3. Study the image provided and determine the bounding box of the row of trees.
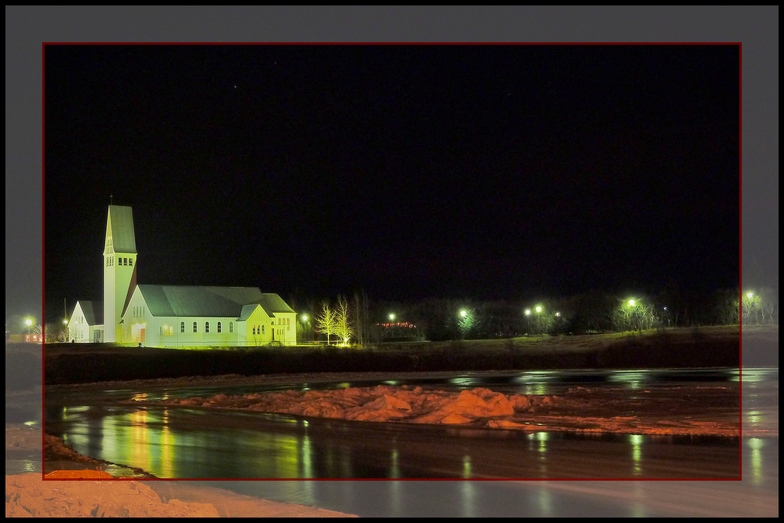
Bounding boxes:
[291,285,777,346]
[16,286,776,346]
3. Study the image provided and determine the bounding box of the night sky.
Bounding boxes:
[43,44,739,321]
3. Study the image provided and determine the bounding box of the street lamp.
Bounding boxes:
[300,314,311,344]
[24,318,33,340]
[535,305,543,335]
[389,313,396,321]
[743,292,760,325]
[625,298,642,332]
[524,309,531,335]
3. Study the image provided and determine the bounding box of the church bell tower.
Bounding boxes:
[103,204,137,342]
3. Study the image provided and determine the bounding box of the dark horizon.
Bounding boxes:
[42,43,740,324]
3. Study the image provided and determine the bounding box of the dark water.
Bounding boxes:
[38,367,769,480]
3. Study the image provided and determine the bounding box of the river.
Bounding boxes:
[40,367,775,480]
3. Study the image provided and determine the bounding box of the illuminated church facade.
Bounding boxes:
[67,205,298,347]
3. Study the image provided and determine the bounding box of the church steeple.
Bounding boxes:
[103,204,137,342]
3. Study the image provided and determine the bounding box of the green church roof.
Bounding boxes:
[136,285,294,318]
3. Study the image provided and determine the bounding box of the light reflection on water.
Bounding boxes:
[39,367,769,481]
[47,403,741,480]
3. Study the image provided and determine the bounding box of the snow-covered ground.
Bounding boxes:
[6,423,357,517]
[127,377,743,437]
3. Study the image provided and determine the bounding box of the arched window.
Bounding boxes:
[262,325,265,334]
[180,322,185,333]
[193,322,198,333]
[205,322,210,333]
[229,322,234,333]
[217,322,222,333]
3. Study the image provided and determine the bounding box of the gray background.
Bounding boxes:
[5,5,778,516]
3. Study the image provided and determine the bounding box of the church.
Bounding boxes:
[67,205,298,347]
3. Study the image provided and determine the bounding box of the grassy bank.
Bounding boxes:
[32,326,759,386]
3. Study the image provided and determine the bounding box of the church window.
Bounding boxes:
[193,322,197,333]
[217,322,222,333]
[129,258,133,266]
[205,322,210,333]
[180,322,185,333]
[229,322,234,333]
[262,325,265,334]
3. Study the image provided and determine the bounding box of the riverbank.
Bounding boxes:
[6,424,357,517]
[39,325,764,386]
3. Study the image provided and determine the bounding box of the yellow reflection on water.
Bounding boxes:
[462,454,472,479]
[130,409,149,472]
[460,476,478,517]
[746,410,762,429]
[629,434,644,476]
[747,437,764,485]
[390,448,401,478]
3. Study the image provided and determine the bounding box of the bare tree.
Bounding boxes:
[353,290,371,347]
[334,295,354,346]
[315,300,337,345]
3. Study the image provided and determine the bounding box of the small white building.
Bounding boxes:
[68,300,104,343]
[68,204,298,346]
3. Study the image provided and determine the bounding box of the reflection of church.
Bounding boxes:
[67,205,297,347]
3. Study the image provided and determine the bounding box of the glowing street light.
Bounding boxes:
[534,305,544,335]
[389,313,396,321]
[459,310,467,318]
[300,314,312,344]
[524,309,531,334]
[24,318,33,340]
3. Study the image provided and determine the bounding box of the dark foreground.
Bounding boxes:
[31,325,762,387]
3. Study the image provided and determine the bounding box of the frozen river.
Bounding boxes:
[40,367,775,481]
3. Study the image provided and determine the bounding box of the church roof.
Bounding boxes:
[76,300,104,325]
[136,285,295,318]
[107,205,137,253]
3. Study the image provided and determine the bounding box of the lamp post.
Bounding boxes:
[743,291,759,325]
[524,309,531,335]
[535,305,543,335]
[301,314,311,344]
[625,298,641,332]
[458,309,472,340]
[24,318,33,341]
